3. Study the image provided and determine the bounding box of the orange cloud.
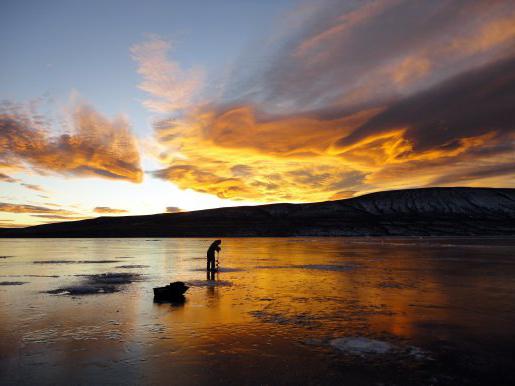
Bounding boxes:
[31,214,91,220]
[0,220,29,228]
[152,105,378,202]
[0,202,75,215]
[0,101,142,182]
[93,207,129,214]
[152,54,515,202]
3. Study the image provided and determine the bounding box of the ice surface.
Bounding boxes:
[1,237,514,386]
[34,260,119,264]
[187,279,232,287]
[255,264,359,271]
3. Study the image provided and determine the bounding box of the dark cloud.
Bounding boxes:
[337,56,515,153]
[429,162,515,186]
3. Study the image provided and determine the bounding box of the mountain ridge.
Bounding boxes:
[1,187,514,237]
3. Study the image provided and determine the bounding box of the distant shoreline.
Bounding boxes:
[1,187,514,238]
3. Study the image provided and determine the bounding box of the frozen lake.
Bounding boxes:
[1,237,515,385]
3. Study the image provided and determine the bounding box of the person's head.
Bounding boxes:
[214,239,221,246]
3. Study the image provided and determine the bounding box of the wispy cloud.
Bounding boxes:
[166,206,183,213]
[0,219,29,228]
[0,172,19,183]
[131,35,204,114]
[0,202,75,215]
[20,183,46,192]
[31,214,90,220]
[93,207,129,214]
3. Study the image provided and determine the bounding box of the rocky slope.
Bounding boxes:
[1,187,514,237]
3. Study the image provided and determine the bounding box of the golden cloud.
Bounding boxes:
[0,202,75,215]
[152,53,515,202]
[166,206,183,213]
[31,214,91,220]
[0,101,142,182]
[152,105,377,202]
[93,207,129,214]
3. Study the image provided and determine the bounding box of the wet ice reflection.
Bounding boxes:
[1,237,515,385]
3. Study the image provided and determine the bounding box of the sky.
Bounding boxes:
[1,0,514,227]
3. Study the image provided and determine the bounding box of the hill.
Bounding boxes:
[1,187,514,237]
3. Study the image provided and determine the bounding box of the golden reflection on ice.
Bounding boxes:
[1,238,515,385]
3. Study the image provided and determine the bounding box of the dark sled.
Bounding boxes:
[153,281,189,302]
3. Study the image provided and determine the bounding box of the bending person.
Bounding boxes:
[206,239,221,272]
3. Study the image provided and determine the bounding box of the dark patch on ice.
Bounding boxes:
[47,285,119,295]
[255,264,359,271]
[249,310,321,328]
[77,272,143,285]
[115,256,136,259]
[377,281,415,289]
[47,272,144,296]
[34,260,74,264]
[34,260,119,264]
[0,274,60,278]
[187,280,232,287]
[115,265,149,269]
[218,267,244,272]
[0,255,13,259]
[190,267,245,272]
[0,281,27,286]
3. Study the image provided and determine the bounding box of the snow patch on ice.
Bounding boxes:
[330,337,395,355]
[47,285,119,295]
[329,337,433,360]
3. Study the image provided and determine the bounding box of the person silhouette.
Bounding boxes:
[206,239,221,272]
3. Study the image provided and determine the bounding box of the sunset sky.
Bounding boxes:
[1,0,514,227]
